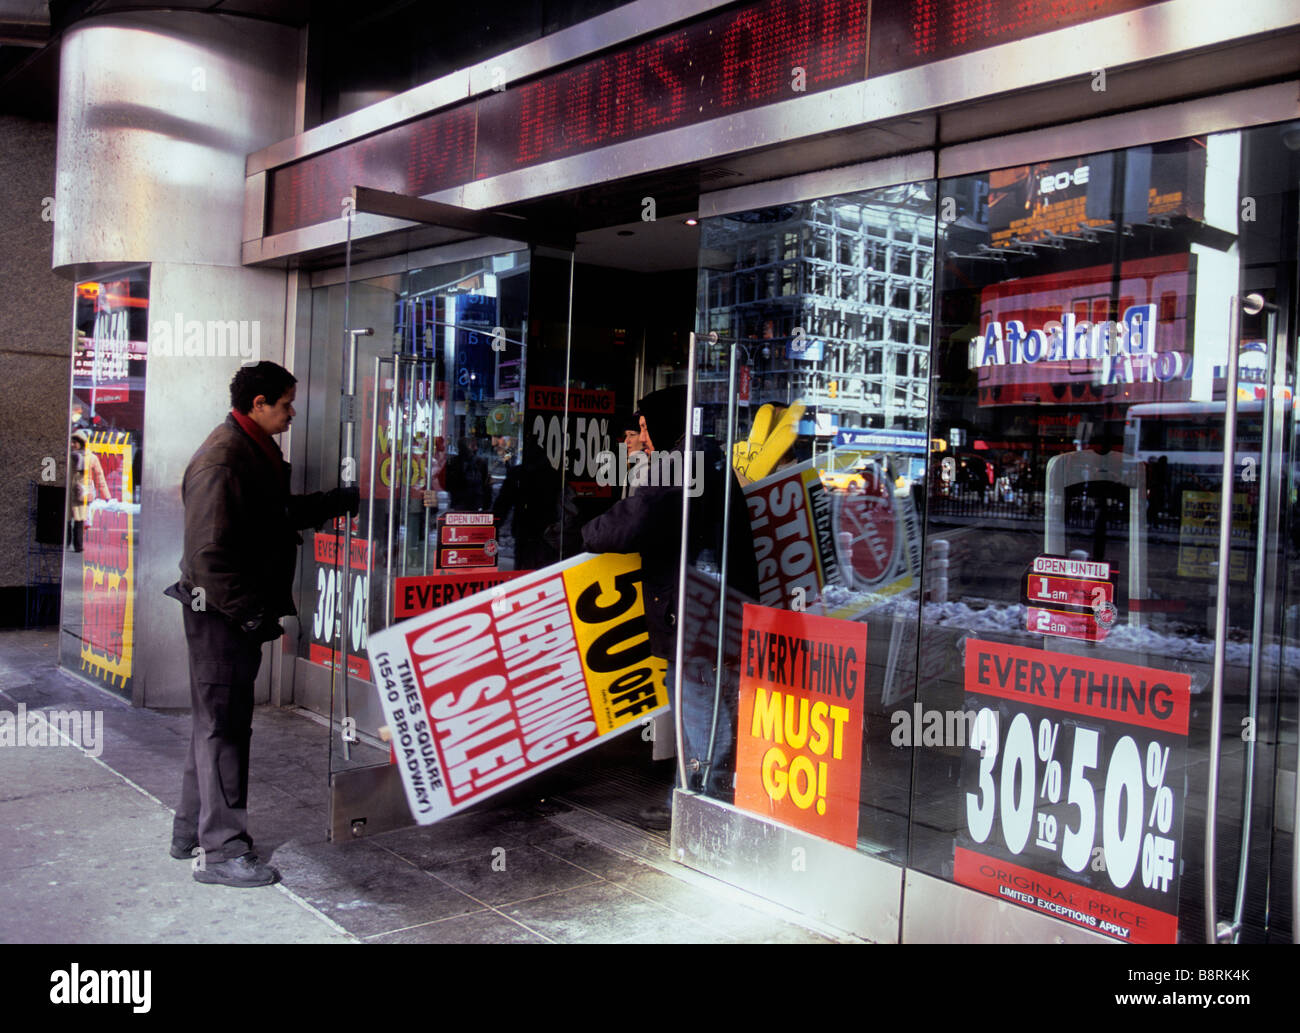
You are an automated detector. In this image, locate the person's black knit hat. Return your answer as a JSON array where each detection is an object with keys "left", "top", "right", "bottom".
[{"left": 637, "top": 385, "right": 688, "bottom": 451}]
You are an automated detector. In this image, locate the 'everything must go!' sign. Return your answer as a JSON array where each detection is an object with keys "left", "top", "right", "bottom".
[
  {"left": 367, "top": 552, "right": 669, "bottom": 824},
  {"left": 735, "top": 604, "right": 866, "bottom": 848}
]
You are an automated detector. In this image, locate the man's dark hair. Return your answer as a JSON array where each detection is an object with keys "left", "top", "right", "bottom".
[{"left": 230, "top": 362, "right": 297, "bottom": 414}]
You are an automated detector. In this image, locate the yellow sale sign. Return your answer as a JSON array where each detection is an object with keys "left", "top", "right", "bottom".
[
  {"left": 367, "top": 551, "right": 669, "bottom": 824},
  {"left": 734, "top": 603, "right": 866, "bottom": 848}
]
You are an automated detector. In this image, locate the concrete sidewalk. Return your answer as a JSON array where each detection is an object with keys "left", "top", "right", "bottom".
[{"left": 0, "top": 629, "right": 845, "bottom": 944}]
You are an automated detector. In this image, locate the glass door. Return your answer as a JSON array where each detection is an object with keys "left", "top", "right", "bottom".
[
  {"left": 909, "top": 122, "right": 1299, "bottom": 943},
  {"left": 312, "top": 249, "right": 537, "bottom": 783},
  {"left": 681, "top": 185, "right": 937, "bottom": 938}
]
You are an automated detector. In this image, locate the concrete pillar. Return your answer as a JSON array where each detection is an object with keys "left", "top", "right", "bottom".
[{"left": 53, "top": 11, "right": 301, "bottom": 706}]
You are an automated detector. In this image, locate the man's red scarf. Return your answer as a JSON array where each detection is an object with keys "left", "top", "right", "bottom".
[{"left": 231, "top": 408, "right": 283, "bottom": 466}]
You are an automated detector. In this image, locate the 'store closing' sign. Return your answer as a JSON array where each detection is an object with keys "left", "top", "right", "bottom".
[
  {"left": 367, "top": 552, "right": 669, "bottom": 823},
  {"left": 735, "top": 604, "right": 866, "bottom": 848}
]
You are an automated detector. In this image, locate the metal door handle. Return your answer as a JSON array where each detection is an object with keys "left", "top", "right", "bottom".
[
  {"left": 705, "top": 336, "right": 741, "bottom": 786},
  {"left": 673, "top": 332, "right": 699, "bottom": 796},
  {"left": 1201, "top": 292, "right": 1284, "bottom": 942},
  {"left": 1203, "top": 295, "right": 1242, "bottom": 942},
  {"left": 367, "top": 355, "right": 382, "bottom": 633},
  {"left": 337, "top": 327, "right": 372, "bottom": 762},
  {"left": 1228, "top": 294, "right": 1278, "bottom": 943}
]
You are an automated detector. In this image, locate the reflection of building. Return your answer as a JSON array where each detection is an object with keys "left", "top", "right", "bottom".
[{"left": 700, "top": 190, "right": 933, "bottom": 433}]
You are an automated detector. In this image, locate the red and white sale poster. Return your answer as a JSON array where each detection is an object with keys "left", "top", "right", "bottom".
[
  {"left": 956, "top": 638, "right": 1191, "bottom": 944},
  {"left": 735, "top": 604, "right": 867, "bottom": 848},
  {"left": 436, "top": 512, "right": 498, "bottom": 569},
  {"left": 367, "top": 551, "right": 669, "bottom": 824},
  {"left": 744, "top": 461, "right": 841, "bottom": 609},
  {"left": 307, "top": 526, "right": 371, "bottom": 680}
]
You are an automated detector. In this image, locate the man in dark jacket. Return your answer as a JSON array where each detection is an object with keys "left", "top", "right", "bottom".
[
  {"left": 581, "top": 386, "right": 758, "bottom": 827},
  {"left": 168, "top": 361, "right": 356, "bottom": 887}
]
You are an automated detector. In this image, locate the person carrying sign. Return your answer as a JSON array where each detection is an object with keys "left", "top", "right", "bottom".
[{"left": 581, "top": 385, "right": 758, "bottom": 828}]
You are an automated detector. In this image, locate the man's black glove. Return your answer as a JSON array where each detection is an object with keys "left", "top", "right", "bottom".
[
  {"left": 240, "top": 614, "right": 285, "bottom": 643},
  {"left": 326, "top": 486, "right": 361, "bottom": 518}
]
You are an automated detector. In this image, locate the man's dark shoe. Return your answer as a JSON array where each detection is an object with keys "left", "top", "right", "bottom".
[
  {"left": 192, "top": 851, "right": 278, "bottom": 888},
  {"left": 170, "top": 837, "right": 199, "bottom": 860}
]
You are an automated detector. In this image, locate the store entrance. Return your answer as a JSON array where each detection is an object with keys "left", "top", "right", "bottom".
[
  {"left": 517, "top": 248, "right": 699, "bottom": 833},
  {"left": 314, "top": 220, "right": 702, "bottom": 839}
]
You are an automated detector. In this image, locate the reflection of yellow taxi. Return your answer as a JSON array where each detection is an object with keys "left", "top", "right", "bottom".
[
  {"left": 819, "top": 456, "right": 911, "bottom": 496},
  {"left": 819, "top": 460, "right": 874, "bottom": 493}
]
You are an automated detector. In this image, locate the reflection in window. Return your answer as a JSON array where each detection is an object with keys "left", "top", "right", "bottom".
[
  {"left": 691, "top": 183, "right": 936, "bottom": 862},
  {"left": 911, "top": 126, "right": 1300, "bottom": 943},
  {"left": 61, "top": 268, "right": 150, "bottom": 698}
]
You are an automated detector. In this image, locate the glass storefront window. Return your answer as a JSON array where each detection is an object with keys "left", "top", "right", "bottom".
[
  {"left": 280, "top": 123, "right": 1296, "bottom": 942},
  {"left": 911, "top": 125, "right": 1298, "bottom": 942},
  {"left": 688, "top": 184, "right": 936, "bottom": 861},
  {"left": 61, "top": 268, "right": 149, "bottom": 697}
]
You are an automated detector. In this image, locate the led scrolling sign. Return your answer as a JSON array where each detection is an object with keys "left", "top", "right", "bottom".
[{"left": 265, "top": 0, "right": 1160, "bottom": 237}]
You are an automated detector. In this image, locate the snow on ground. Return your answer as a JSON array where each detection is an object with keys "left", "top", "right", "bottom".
[{"left": 920, "top": 599, "right": 1300, "bottom": 676}]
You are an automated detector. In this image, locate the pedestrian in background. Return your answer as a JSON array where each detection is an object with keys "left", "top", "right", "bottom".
[{"left": 67, "top": 429, "right": 110, "bottom": 552}]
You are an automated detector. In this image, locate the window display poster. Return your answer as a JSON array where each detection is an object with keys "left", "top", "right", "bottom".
[
  {"left": 1177, "top": 491, "right": 1250, "bottom": 582},
  {"left": 67, "top": 270, "right": 149, "bottom": 694},
  {"left": 306, "top": 527, "right": 372, "bottom": 680},
  {"left": 955, "top": 638, "right": 1190, "bottom": 944},
  {"left": 79, "top": 432, "right": 135, "bottom": 689},
  {"left": 1023, "top": 555, "right": 1117, "bottom": 643},
  {"left": 367, "top": 551, "right": 668, "bottom": 824},
  {"left": 735, "top": 603, "right": 866, "bottom": 848},
  {"left": 525, "top": 385, "right": 615, "bottom": 498},
  {"left": 357, "top": 375, "right": 437, "bottom": 501},
  {"left": 394, "top": 569, "right": 527, "bottom": 618},
  {"left": 745, "top": 457, "right": 918, "bottom": 621},
  {"left": 744, "top": 460, "right": 842, "bottom": 610}
]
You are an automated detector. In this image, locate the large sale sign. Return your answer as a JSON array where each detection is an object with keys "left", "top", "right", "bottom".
[
  {"left": 957, "top": 639, "right": 1191, "bottom": 944},
  {"left": 735, "top": 604, "right": 866, "bottom": 848},
  {"left": 527, "top": 385, "right": 614, "bottom": 498},
  {"left": 367, "top": 551, "right": 669, "bottom": 823}
]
